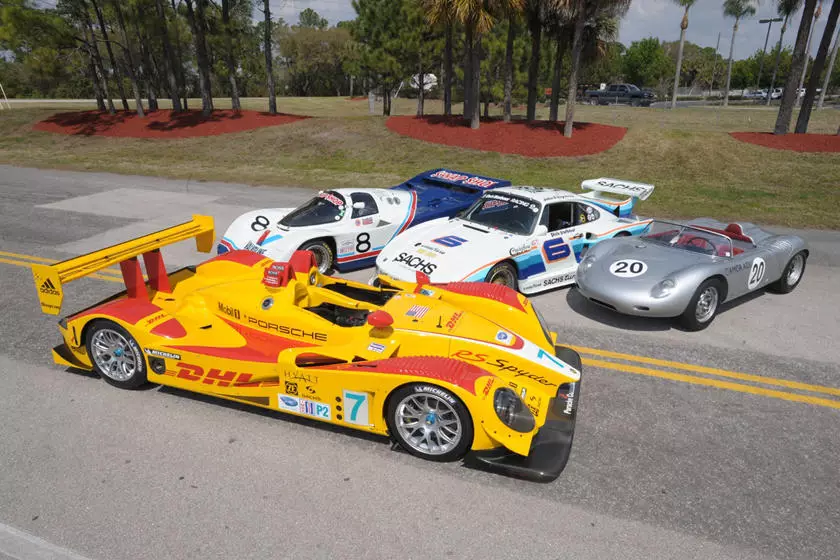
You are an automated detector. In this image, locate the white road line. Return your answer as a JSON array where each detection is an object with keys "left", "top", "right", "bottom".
[{"left": 0, "top": 523, "right": 94, "bottom": 560}]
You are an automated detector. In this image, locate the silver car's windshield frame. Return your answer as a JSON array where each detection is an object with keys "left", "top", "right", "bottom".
[{"left": 641, "top": 220, "right": 734, "bottom": 258}]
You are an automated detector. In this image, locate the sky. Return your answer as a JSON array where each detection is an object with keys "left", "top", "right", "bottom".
[{"left": 270, "top": 0, "right": 836, "bottom": 61}]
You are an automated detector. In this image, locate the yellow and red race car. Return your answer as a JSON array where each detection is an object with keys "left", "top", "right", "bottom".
[{"left": 31, "top": 216, "right": 582, "bottom": 481}]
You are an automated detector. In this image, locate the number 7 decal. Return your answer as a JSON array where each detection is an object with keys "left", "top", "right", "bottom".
[{"left": 343, "top": 390, "right": 370, "bottom": 426}]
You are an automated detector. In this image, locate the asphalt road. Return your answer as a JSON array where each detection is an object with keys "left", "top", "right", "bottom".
[{"left": 0, "top": 165, "right": 837, "bottom": 560}]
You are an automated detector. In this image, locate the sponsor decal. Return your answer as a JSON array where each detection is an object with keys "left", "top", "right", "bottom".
[
  {"left": 339, "top": 239, "right": 355, "bottom": 253},
  {"left": 244, "top": 241, "right": 267, "bottom": 255},
  {"left": 483, "top": 199, "right": 508, "bottom": 209},
  {"left": 430, "top": 170, "right": 498, "bottom": 189},
  {"left": 543, "top": 272, "right": 576, "bottom": 287},
  {"left": 557, "top": 382, "right": 577, "bottom": 415},
  {"left": 725, "top": 263, "right": 748, "bottom": 274},
  {"left": 495, "top": 330, "right": 512, "bottom": 343},
  {"left": 419, "top": 288, "right": 436, "bottom": 297},
  {"left": 145, "top": 348, "right": 181, "bottom": 360},
  {"left": 415, "top": 384, "right": 456, "bottom": 404},
  {"left": 395, "top": 252, "right": 437, "bottom": 275},
  {"left": 609, "top": 259, "right": 647, "bottom": 277},
  {"left": 596, "top": 179, "right": 647, "bottom": 194},
  {"left": 416, "top": 247, "right": 438, "bottom": 258},
  {"left": 39, "top": 278, "right": 60, "bottom": 296},
  {"left": 445, "top": 311, "right": 463, "bottom": 330},
  {"left": 484, "top": 193, "right": 539, "bottom": 212},
  {"left": 285, "top": 381, "right": 299, "bottom": 396},
  {"left": 143, "top": 312, "right": 167, "bottom": 326},
  {"left": 405, "top": 305, "right": 430, "bottom": 319},
  {"left": 482, "top": 377, "right": 495, "bottom": 396},
  {"left": 277, "top": 393, "right": 332, "bottom": 419},
  {"left": 170, "top": 362, "right": 259, "bottom": 386},
  {"left": 510, "top": 239, "right": 538, "bottom": 256},
  {"left": 342, "top": 390, "right": 370, "bottom": 425},
  {"left": 418, "top": 243, "right": 447, "bottom": 255},
  {"left": 217, "top": 302, "right": 241, "bottom": 320},
  {"left": 452, "top": 350, "right": 558, "bottom": 387},
  {"left": 362, "top": 217, "right": 374, "bottom": 225},
  {"left": 245, "top": 317, "right": 328, "bottom": 342},
  {"left": 278, "top": 395, "right": 300, "bottom": 412},
  {"left": 368, "top": 342, "right": 386, "bottom": 353},
  {"left": 285, "top": 372, "right": 319, "bottom": 383},
  {"left": 318, "top": 192, "right": 344, "bottom": 207}
]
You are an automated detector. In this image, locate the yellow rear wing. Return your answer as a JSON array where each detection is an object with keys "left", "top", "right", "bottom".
[{"left": 32, "top": 215, "right": 215, "bottom": 315}]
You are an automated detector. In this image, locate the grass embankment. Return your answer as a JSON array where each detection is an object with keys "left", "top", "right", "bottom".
[{"left": 1, "top": 97, "right": 838, "bottom": 229}]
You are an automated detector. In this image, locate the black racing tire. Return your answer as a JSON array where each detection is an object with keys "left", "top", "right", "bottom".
[
  {"left": 386, "top": 383, "right": 474, "bottom": 463},
  {"left": 678, "top": 278, "right": 723, "bottom": 332},
  {"left": 485, "top": 261, "right": 518, "bottom": 291},
  {"left": 299, "top": 239, "right": 334, "bottom": 274},
  {"left": 85, "top": 319, "right": 148, "bottom": 389},
  {"left": 769, "top": 251, "right": 807, "bottom": 294}
]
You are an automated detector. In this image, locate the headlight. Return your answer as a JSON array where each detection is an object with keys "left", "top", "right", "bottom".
[
  {"left": 493, "top": 388, "right": 536, "bottom": 433},
  {"left": 579, "top": 255, "right": 595, "bottom": 272},
  {"left": 651, "top": 278, "right": 676, "bottom": 298}
]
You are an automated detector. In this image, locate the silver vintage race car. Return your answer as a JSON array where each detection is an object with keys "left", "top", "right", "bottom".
[{"left": 575, "top": 218, "right": 808, "bottom": 330}]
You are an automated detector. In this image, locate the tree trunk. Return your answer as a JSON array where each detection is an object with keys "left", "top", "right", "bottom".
[
  {"left": 795, "top": 7, "right": 820, "bottom": 108},
  {"left": 110, "top": 0, "right": 144, "bottom": 117},
  {"left": 221, "top": 0, "right": 241, "bottom": 111},
  {"left": 185, "top": 0, "right": 213, "bottom": 116},
  {"left": 87, "top": 48, "right": 106, "bottom": 111},
  {"left": 470, "top": 33, "right": 481, "bottom": 129},
  {"left": 263, "top": 0, "right": 277, "bottom": 114},
  {"left": 503, "top": 15, "right": 515, "bottom": 122},
  {"left": 170, "top": 0, "right": 188, "bottom": 110},
  {"left": 775, "top": 0, "right": 818, "bottom": 134},
  {"left": 349, "top": 76, "right": 354, "bottom": 97},
  {"left": 91, "top": 0, "right": 129, "bottom": 111},
  {"left": 563, "top": 4, "right": 586, "bottom": 138},
  {"left": 368, "top": 85, "right": 375, "bottom": 114},
  {"left": 142, "top": 41, "right": 160, "bottom": 110},
  {"left": 526, "top": 12, "right": 541, "bottom": 121},
  {"left": 723, "top": 18, "right": 739, "bottom": 108},
  {"left": 818, "top": 25, "right": 840, "bottom": 109},
  {"left": 549, "top": 39, "right": 564, "bottom": 122},
  {"left": 671, "top": 6, "right": 689, "bottom": 109},
  {"left": 795, "top": 0, "right": 840, "bottom": 132},
  {"left": 484, "top": 98, "right": 490, "bottom": 118},
  {"left": 153, "top": 0, "right": 182, "bottom": 111},
  {"left": 767, "top": 15, "right": 789, "bottom": 106},
  {"left": 382, "top": 86, "right": 392, "bottom": 116},
  {"left": 81, "top": 1, "right": 115, "bottom": 114},
  {"left": 444, "top": 21, "right": 453, "bottom": 116},
  {"left": 416, "top": 63, "right": 425, "bottom": 116},
  {"left": 463, "top": 24, "right": 473, "bottom": 119}
]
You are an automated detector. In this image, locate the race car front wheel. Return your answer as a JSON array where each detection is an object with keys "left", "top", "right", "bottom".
[
  {"left": 299, "top": 240, "right": 334, "bottom": 274},
  {"left": 86, "top": 320, "right": 148, "bottom": 389},
  {"left": 679, "top": 278, "right": 722, "bottom": 331},
  {"left": 485, "top": 261, "right": 518, "bottom": 291},
  {"left": 769, "top": 251, "right": 807, "bottom": 294},
  {"left": 387, "top": 384, "right": 473, "bottom": 462}
]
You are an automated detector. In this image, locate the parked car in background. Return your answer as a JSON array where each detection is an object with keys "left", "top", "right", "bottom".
[
  {"left": 743, "top": 89, "right": 767, "bottom": 100},
  {"left": 768, "top": 88, "right": 783, "bottom": 100},
  {"left": 584, "top": 84, "right": 655, "bottom": 107}
]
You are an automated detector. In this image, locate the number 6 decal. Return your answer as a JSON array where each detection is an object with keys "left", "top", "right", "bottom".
[
  {"left": 343, "top": 390, "right": 369, "bottom": 426},
  {"left": 609, "top": 259, "right": 647, "bottom": 277}
]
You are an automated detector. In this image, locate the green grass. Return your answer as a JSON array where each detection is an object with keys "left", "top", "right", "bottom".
[{"left": 1, "top": 96, "right": 838, "bottom": 229}]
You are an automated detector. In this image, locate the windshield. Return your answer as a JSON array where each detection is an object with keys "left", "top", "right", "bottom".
[
  {"left": 462, "top": 193, "right": 540, "bottom": 235},
  {"left": 280, "top": 191, "right": 346, "bottom": 227},
  {"left": 628, "top": 84, "right": 640, "bottom": 92},
  {"left": 641, "top": 221, "right": 733, "bottom": 257}
]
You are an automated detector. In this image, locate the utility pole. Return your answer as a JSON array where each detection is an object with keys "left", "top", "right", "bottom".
[
  {"left": 710, "top": 32, "right": 721, "bottom": 97},
  {"left": 756, "top": 17, "right": 783, "bottom": 91},
  {"left": 817, "top": 24, "right": 840, "bottom": 109}
]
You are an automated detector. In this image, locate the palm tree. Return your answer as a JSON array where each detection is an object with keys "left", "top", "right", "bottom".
[
  {"left": 262, "top": 0, "right": 277, "bottom": 115},
  {"left": 563, "top": 0, "right": 630, "bottom": 138},
  {"left": 794, "top": 0, "right": 822, "bottom": 108},
  {"left": 221, "top": 0, "right": 241, "bottom": 111},
  {"left": 794, "top": 0, "right": 840, "bottom": 132},
  {"left": 185, "top": 0, "right": 214, "bottom": 116},
  {"left": 671, "top": 0, "right": 697, "bottom": 109},
  {"left": 451, "top": 0, "right": 498, "bottom": 129},
  {"left": 525, "top": 0, "right": 546, "bottom": 121},
  {"left": 502, "top": 2, "right": 525, "bottom": 122},
  {"left": 766, "top": 0, "right": 803, "bottom": 106},
  {"left": 424, "top": 0, "right": 457, "bottom": 116},
  {"left": 774, "top": 0, "right": 818, "bottom": 134},
  {"left": 722, "top": 0, "right": 757, "bottom": 108}
]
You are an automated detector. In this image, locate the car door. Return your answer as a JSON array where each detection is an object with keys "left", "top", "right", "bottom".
[
  {"left": 535, "top": 201, "right": 578, "bottom": 287},
  {"left": 333, "top": 191, "right": 387, "bottom": 265},
  {"left": 617, "top": 85, "right": 630, "bottom": 104}
]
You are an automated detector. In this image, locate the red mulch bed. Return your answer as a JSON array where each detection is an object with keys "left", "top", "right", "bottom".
[
  {"left": 730, "top": 131, "right": 840, "bottom": 153},
  {"left": 33, "top": 109, "right": 307, "bottom": 138},
  {"left": 386, "top": 115, "right": 627, "bottom": 157}
]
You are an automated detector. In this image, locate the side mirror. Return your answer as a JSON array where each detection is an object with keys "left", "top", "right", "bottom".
[
  {"left": 367, "top": 310, "right": 394, "bottom": 328},
  {"left": 585, "top": 232, "right": 595, "bottom": 240},
  {"left": 534, "top": 225, "right": 548, "bottom": 236}
]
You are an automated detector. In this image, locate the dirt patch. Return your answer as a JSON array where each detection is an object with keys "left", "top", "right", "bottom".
[
  {"left": 730, "top": 131, "right": 840, "bottom": 153},
  {"left": 33, "top": 109, "right": 307, "bottom": 138},
  {"left": 386, "top": 115, "right": 627, "bottom": 157}
]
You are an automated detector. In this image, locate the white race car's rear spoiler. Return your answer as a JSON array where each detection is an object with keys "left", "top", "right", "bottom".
[{"left": 581, "top": 178, "right": 655, "bottom": 201}]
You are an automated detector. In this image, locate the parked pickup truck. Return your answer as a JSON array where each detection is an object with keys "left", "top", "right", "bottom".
[{"left": 584, "top": 84, "right": 655, "bottom": 106}]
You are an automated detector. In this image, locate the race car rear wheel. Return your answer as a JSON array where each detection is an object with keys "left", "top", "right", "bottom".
[
  {"left": 679, "top": 278, "right": 722, "bottom": 331},
  {"left": 299, "top": 239, "right": 334, "bottom": 274},
  {"left": 769, "top": 251, "right": 807, "bottom": 294},
  {"left": 485, "top": 261, "right": 518, "bottom": 291},
  {"left": 387, "top": 384, "right": 473, "bottom": 462},
  {"left": 86, "top": 320, "right": 148, "bottom": 389}
]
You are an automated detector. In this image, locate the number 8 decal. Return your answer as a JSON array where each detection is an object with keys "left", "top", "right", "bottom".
[{"left": 356, "top": 232, "right": 371, "bottom": 253}]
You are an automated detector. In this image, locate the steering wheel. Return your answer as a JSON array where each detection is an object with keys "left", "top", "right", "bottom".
[{"left": 679, "top": 235, "right": 715, "bottom": 255}]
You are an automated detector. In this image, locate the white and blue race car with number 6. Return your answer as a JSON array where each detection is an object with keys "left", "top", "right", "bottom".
[{"left": 375, "top": 179, "right": 655, "bottom": 295}]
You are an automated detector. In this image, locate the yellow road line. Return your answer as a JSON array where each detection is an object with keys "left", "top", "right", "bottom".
[
  {"left": 0, "top": 250, "right": 123, "bottom": 276},
  {"left": 570, "top": 345, "right": 840, "bottom": 398},
  {"left": 583, "top": 358, "right": 840, "bottom": 410},
  {"left": 0, "top": 257, "right": 123, "bottom": 283}
]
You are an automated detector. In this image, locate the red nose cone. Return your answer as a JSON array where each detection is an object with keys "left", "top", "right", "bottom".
[
  {"left": 416, "top": 271, "right": 431, "bottom": 285},
  {"left": 367, "top": 310, "right": 394, "bottom": 328}
]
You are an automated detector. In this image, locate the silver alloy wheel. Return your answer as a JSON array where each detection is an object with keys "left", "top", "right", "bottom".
[
  {"left": 489, "top": 266, "right": 516, "bottom": 288},
  {"left": 787, "top": 254, "right": 804, "bottom": 285},
  {"left": 695, "top": 286, "right": 719, "bottom": 323},
  {"left": 589, "top": 98, "right": 597, "bottom": 105},
  {"left": 90, "top": 328, "right": 137, "bottom": 382},
  {"left": 306, "top": 244, "right": 332, "bottom": 273},
  {"left": 395, "top": 393, "right": 462, "bottom": 456}
]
